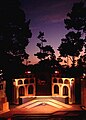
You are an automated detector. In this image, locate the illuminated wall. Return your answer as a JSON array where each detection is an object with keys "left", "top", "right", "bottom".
[
  {"left": 12, "top": 77, "right": 36, "bottom": 104},
  {"left": 12, "top": 70, "right": 76, "bottom": 105},
  {"left": 0, "top": 81, "right": 9, "bottom": 112},
  {"left": 52, "top": 77, "right": 75, "bottom": 104}
]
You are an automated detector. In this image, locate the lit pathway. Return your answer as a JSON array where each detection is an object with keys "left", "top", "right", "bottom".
[
  {"left": 0, "top": 96, "right": 83, "bottom": 119},
  {"left": 17, "top": 96, "right": 72, "bottom": 110}
]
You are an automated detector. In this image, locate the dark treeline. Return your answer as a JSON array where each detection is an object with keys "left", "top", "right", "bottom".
[{"left": 0, "top": 0, "right": 32, "bottom": 102}]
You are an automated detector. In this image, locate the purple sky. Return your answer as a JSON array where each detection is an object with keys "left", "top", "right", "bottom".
[{"left": 21, "top": 0, "right": 80, "bottom": 64}]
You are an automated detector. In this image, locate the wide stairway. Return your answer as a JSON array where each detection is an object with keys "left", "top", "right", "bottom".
[{"left": 17, "top": 96, "right": 71, "bottom": 110}]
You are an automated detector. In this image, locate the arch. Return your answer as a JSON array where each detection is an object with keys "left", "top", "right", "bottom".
[
  {"left": 19, "top": 86, "right": 25, "bottom": 96},
  {"left": 59, "top": 78, "right": 63, "bottom": 83},
  {"left": 30, "top": 79, "right": 34, "bottom": 83},
  {"left": 64, "top": 79, "right": 70, "bottom": 84},
  {"left": 24, "top": 79, "right": 29, "bottom": 84},
  {"left": 54, "top": 85, "right": 59, "bottom": 94},
  {"left": 28, "top": 85, "right": 34, "bottom": 94},
  {"left": 53, "top": 78, "right": 57, "bottom": 83},
  {"left": 18, "top": 80, "right": 23, "bottom": 85},
  {"left": 63, "top": 86, "right": 68, "bottom": 96}
]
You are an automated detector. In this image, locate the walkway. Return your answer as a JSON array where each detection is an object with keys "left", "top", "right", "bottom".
[{"left": 0, "top": 96, "right": 85, "bottom": 119}]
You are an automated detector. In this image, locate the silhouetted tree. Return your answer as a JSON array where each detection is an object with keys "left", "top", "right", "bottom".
[
  {"left": 64, "top": 1, "right": 86, "bottom": 54},
  {"left": 78, "top": 54, "right": 86, "bottom": 66},
  {"left": 58, "top": 1, "right": 86, "bottom": 68},
  {"left": 0, "top": 0, "right": 32, "bottom": 103},
  {"left": 34, "top": 31, "right": 55, "bottom": 60},
  {"left": 58, "top": 31, "right": 84, "bottom": 67},
  {"left": 64, "top": 1, "right": 86, "bottom": 31},
  {"left": 0, "top": 0, "right": 32, "bottom": 69},
  {"left": 77, "top": 54, "right": 86, "bottom": 75}
]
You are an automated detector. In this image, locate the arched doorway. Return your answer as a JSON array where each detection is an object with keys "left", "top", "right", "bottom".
[
  {"left": 63, "top": 86, "right": 68, "bottom": 96},
  {"left": 19, "top": 86, "right": 25, "bottom": 96},
  {"left": 54, "top": 85, "right": 59, "bottom": 94},
  {"left": 28, "top": 85, "right": 33, "bottom": 94}
]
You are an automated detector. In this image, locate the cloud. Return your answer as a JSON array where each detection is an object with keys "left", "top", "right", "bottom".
[
  {"left": 38, "top": 0, "right": 80, "bottom": 24},
  {"left": 40, "top": 14, "right": 64, "bottom": 23},
  {"left": 21, "top": 0, "right": 80, "bottom": 24}
]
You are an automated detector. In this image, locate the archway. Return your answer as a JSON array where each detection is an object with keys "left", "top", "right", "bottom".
[
  {"left": 54, "top": 85, "right": 59, "bottom": 94},
  {"left": 64, "top": 79, "right": 70, "bottom": 84},
  {"left": 63, "top": 86, "right": 68, "bottom": 96},
  {"left": 24, "top": 79, "right": 29, "bottom": 84},
  {"left": 19, "top": 86, "right": 25, "bottom": 96},
  {"left": 18, "top": 80, "right": 23, "bottom": 85},
  {"left": 53, "top": 78, "right": 57, "bottom": 83},
  {"left": 59, "top": 79, "right": 63, "bottom": 83}
]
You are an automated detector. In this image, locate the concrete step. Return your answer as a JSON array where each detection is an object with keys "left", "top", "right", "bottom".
[
  {"left": 49, "top": 99, "right": 71, "bottom": 108},
  {"left": 25, "top": 101, "right": 43, "bottom": 109},
  {"left": 17, "top": 99, "right": 39, "bottom": 108},
  {"left": 46, "top": 101, "right": 63, "bottom": 108},
  {"left": 16, "top": 97, "right": 72, "bottom": 110}
]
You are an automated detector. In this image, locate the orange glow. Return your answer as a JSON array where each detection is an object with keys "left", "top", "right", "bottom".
[
  {"left": 25, "top": 71, "right": 31, "bottom": 74},
  {"left": 3, "top": 102, "right": 9, "bottom": 111},
  {"left": 16, "top": 96, "right": 72, "bottom": 114},
  {"left": 55, "top": 71, "right": 59, "bottom": 74}
]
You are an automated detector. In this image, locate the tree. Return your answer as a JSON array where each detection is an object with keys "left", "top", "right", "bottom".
[
  {"left": 58, "top": 31, "right": 84, "bottom": 67},
  {"left": 77, "top": 54, "right": 86, "bottom": 75},
  {"left": 0, "top": 0, "right": 32, "bottom": 68},
  {"left": 34, "top": 31, "right": 55, "bottom": 60},
  {"left": 0, "top": 0, "right": 32, "bottom": 102},
  {"left": 58, "top": 1, "right": 86, "bottom": 67},
  {"left": 64, "top": 1, "right": 86, "bottom": 31},
  {"left": 64, "top": 1, "right": 86, "bottom": 53}
]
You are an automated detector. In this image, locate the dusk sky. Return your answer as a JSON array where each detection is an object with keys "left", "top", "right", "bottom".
[{"left": 21, "top": 0, "right": 80, "bottom": 64}]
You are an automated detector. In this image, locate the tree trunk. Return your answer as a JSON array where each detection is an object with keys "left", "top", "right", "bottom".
[{"left": 72, "top": 56, "right": 75, "bottom": 67}]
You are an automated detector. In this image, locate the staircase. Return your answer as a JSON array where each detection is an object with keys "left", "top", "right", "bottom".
[{"left": 17, "top": 96, "right": 71, "bottom": 110}]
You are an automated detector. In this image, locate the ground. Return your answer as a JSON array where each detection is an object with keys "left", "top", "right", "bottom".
[{"left": 0, "top": 96, "right": 86, "bottom": 120}]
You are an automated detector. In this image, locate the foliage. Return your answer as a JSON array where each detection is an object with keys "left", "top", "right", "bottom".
[
  {"left": 58, "top": 31, "right": 84, "bottom": 57},
  {"left": 31, "top": 58, "right": 62, "bottom": 76},
  {"left": 64, "top": 1, "right": 86, "bottom": 52},
  {"left": 77, "top": 54, "right": 86, "bottom": 74},
  {"left": 58, "top": 1, "right": 86, "bottom": 67},
  {"left": 34, "top": 31, "right": 56, "bottom": 60},
  {"left": 0, "top": 0, "right": 32, "bottom": 66},
  {"left": 64, "top": 1, "right": 86, "bottom": 31},
  {"left": 0, "top": 0, "right": 32, "bottom": 102}
]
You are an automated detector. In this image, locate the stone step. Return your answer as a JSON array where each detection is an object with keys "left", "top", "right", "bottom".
[
  {"left": 17, "top": 99, "right": 38, "bottom": 108},
  {"left": 49, "top": 99, "right": 71, "bottom": 108}
]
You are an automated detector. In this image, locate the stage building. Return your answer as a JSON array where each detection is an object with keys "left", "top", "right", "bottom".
[{"left": 12, "top": 71, "right": 76, "bottom": 105}]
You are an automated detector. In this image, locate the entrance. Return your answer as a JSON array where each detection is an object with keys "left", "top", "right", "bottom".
[
  {"left": 36, "top": 73, "right": 51, "bottom": 96},
  {"left": 19, "top": 86, "right": 25, "bottom": 96},
  {"left": 63, "top": 86, "right": 68, "bottom": 96}
]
